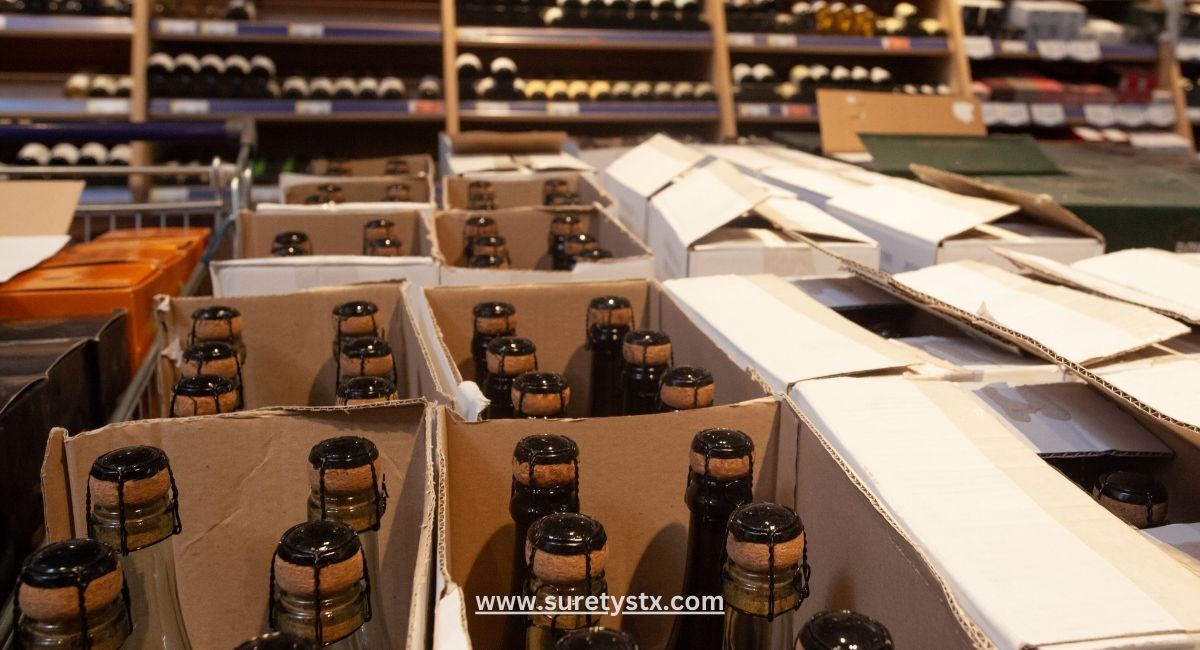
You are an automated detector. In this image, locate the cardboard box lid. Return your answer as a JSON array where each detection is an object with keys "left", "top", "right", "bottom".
[
  {"left": 1143, "top": 525, "right": 1200, "bottom": 576},
  {"left": 0, "top": 262, "right": 161, "bottom": 292},
  {"left": 445, "top": 154, "right": 523, "bottom": 176},
  {"left": 604, "top": 133, "right": 707, "bottom": 199},
  {"left": 789, "top": 376, "right": 1200, "bottom": 649},
  {"left": 892, "top": 260, "right": 1191, "bottom": 365},
  {"left": 519, "top": 152, "right": 594, "bottom": 172},
  {"left": 650, "top": 159, "right": 771, "bottom": 248},
  {"left": 0, "top": 180, "right": 83, "bottom": 282},
  {"left": 998, "top": 248, "right": 1200, "bottom": 325},
  {"left": 825, "top": 182, "right": 1021, "bottom": 245},
  {"left": 789, "top": 274, "right": 905, "bottom": 310},
  {"left": 972, "top": 381, "right": 1172, "bottom": 457},
  {"left": 759, "top": 166, "right": 870, "bottom": 203},
  {"left": 1092, "top": 354, "right": 1200, "bottom": 431},
  {"left": 897, "top": 335, "right": 1048, "bottom": 374},
  {"left": 699, "top": 143, "right": 814, "bottom": 173},
  {"left": 663, "top": 274, "right": 920, "bottom": 391},
  {"left": 757, "top": 197, "right": 877, "bottom": 244}
]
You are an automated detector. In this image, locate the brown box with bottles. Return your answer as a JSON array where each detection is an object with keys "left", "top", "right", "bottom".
[
  {"left": 280, "top": 174, "right": 435, "bottom": 205},
  {"left": 39, "top": 400, "right": 435, "bottom": 649},
  {"left": 307, "top": 154, "right": 435, "bottom": 179},
  {"left": 442, "top": 174, "right": 614, "bottom": 212},
  {"left": 238, "top": 205, "right": 438, "bottom": 260},
  {"left": 150, "top": 282, "right": 438, "bottom": 418}
]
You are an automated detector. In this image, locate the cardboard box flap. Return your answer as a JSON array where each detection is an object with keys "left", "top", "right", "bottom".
[
  {"left": 876, "top": 175, "right": 1024, "bottom": 223},
  {"left": 448, "top": 130, "right": 567, "bottom": 154},
  {"left": 826, "top": 183, "right": 1018, "bottom": 245},
  {"left": 999, "top": 249, "right": 1200, "bottom": 326},
  {"left": 604, "top": 134, "right": 708, "bottom": 198},
  {"left": 1143, "top": 525, "right": 1200, "bottom": 577},
  {"left": 760, "top": 166, "right": 870, "bottom": 202},
  {"left": 0, "top": 180, "right": 83, "bottom": 282},
  {"left": 519, "top": 153, "right": 595, "bottom": 172},
  {"left": 446, "top": 154, "right": 522, "bottom": 176},
  {"left": 893, "top": 261, "right": 1191, "bottom": 365},
  {"left": 254, "top": 201, "right": 432, "bottom": 216},
  {"left": 757, "top": 197, "right": 877, "bottom": 244},
  {"left": 1093, "top": 354, "right": 1200, "bottom": 432},
  {"left": 911, "top": 164, "right": 1105, "bottom": 242},
  {"left": 663, "top": 274, "right": 921, "bottom": 391},
  {"left": 651, "top": 160, "right": 770, "bottom": 248},
  {"left": 700, "top": 144, "right": 810, "bottom": 173},
  {"left": 790, "top": 376, "right": 1200, "bottom": 650},
  {"left": 972, "top": 382, "right": 1172, "bottom": 457},
  {"left": 789, "top": 274, "right": 904, "bottom": 311}
]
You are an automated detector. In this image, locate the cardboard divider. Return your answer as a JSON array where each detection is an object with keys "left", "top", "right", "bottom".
[
  {"left": 442, "top": 174, "right": 613, "bottom": 212},
  {"left": 280, "top": 174, "right": 435, "bottom": 205},
  {"left": 240, "top": 206, "right": 435, "bottom": 259},
  {"left": 40, "top": 401, "right": 435, "bottom": 650},
  {"left": 307, "top": 154, "right": 435, "bottom": 179},
  {"left": 153, "top": 282, "right": 434, "bottom": 418}
]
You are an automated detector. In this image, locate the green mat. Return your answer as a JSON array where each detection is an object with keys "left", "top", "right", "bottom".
[{"left": 860, "top": 134, "right": 1063, "bottom": 176}]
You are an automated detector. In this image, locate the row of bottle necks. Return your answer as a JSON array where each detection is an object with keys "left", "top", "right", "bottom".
[
  {"left": 455, "top": 54, "right": 717, "bottom": 102},
  {"left": 0, "top": 0, "right": 127, "bottom": 14},
  {"left": 732, "top": 62, "right": 951, "bottom": 101},
  {"left": 725, "top": 0, "right": 944, "bottom": 37},
  {"left": 457, "top": 0, "right": 708, "bottom": 30},
  {"left": 147, "top": 53, "right": 444, "bottom": 100}
]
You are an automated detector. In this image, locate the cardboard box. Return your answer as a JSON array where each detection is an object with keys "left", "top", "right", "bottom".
[
  {"left": 647, "top": 160, "right": 880, "bottom": 279},
  {"left": 307, "top": 153, "right": 435, "bottom": 179},
  {"left": 438, "top": 131, "right": 595, "bottom": 180},
  {"left": 40, "top": 240, "right": 193, "bottom": 297},
  {"left": 602, "top": 134, "right": 707, "bottom": 239},
  {"left": 434, "top": 206, "right": 653, "bottom": 286},
  {"left": 153, "top": 282, "right": 436, "bottom": 418},
  {"left": 895, "top": 334, "right": 1069, "bottom": 385},
  {"left": 442, "top": 173, "right": 613, "bottom": 212},
  {"left": 815, "top": 90, "right": 986, "bottom": 155},
  {"left": 786, "top": 375, "right": 1200, "bottom": 649},
  {"left": 41, "top": 401, "right": 435, "bottom": 649},
  {"left": 435, "top": 401, "right": 782, "bottom": 649},
  {"left": 0, "top": 180, "right": 81, "bottom": 282},
  {"left": 279, "top": 173, "right": 435, "bottom": 206},
  {"left": 93, "top": 227, "right": 211, "bottom": 278},
  {"left": 410, "top": 278, "right": 775, "bottom": 420}
]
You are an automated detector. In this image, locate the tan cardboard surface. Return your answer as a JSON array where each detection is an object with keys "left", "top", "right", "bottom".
[
  {"left": 308, "top": 154, "right": 434, "bottom": 178},
  {"left": 449, "top": 130, "right": 568, "bottom": 154},
  {"left": 1093, "top": 354, "right": 1200, "bottom": 432},
  {"left": 280, "top": 174, "right": 434, "bottom": 205},
  {"left": 240, "top": 206, "right": 434, "bottom": 259},
  {"left": 817, "top": 90, "right": 985, "bottom": 154},
  {"left": 210, "top": 256, "right": 440, "bottom": 297},
  {"left": 896, "top": 334, "right": 1066, "bottom": 385},
  {"left": 0, "top": 180, "right": 83, "bottom": 282},
  {"left": 43, "top": 402, "right": 433, "bottom": 649},
  {"left": 442, "top": 174, "right": 611, "bottom": 211}
]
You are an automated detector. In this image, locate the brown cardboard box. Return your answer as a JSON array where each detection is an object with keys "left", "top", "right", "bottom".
[
  {"left": 442, "top": 174, "right": 613, "bottom": 212},
  {"left": 308, "top": 154, "right": 435, "bottom": 179},
  {"left": 239, "top": 206, "right": 437, "bottom": 260},
  {"left": 281, "top": 175, "right": 435, "bottom": 205},
  {"left": 153, "top": 282, "right": 437, "bottom": 418},
  {"left": 41, "top": 401, "right": 435, "bottom": 649},
  {"left": 0, "top": 180, "right": 81, "bottom": 283},
  {"left": 816, "top": 90, "right": 986, "bottom": 154}
]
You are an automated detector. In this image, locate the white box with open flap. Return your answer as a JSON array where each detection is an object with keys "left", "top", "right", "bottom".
[
  {"left": 434, "top": 206, "right": 653, "bottom": 286},
  {"left": 40, "top": 400, "right": 435, "bottom": 649},
  {"left": 151, "top": 281, "right": 439, "bottom": 419},
  {"left": 0, "top": 180, "right": 82, "bottom": 282},
  {"left": 210, "top": 203, "right": 440, "bottom": 296},
  {"left": 647, "top": 160, "right": 880, "bottom": 279},
  {"left": 438, "top": 131, "right": 594, "bottom": 179},
  {"left": 601, "top": 133, "right": 707, "bottom": 240},
  {"left": 442, "top": 173, "right": 613, "bottom": 212},
  {"left": 822, "top": 164, "right": 1104, "bottom": 273},
  {"left": 279, "top": 172, "right": 436, "bottom": 207},
  {"left": 407, "top": 278, "right": 777, "bottom": 421}
]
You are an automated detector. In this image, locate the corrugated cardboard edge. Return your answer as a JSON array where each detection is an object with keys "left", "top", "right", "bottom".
[
  {"left": 781, "top": 393, "right": 997, "bottom": 650},
  {"left": 448, "top": 131, "right": 568, "bottom": 155},
  {"left": 910, "top": 164, "right": 1105, "bottom": 243}
]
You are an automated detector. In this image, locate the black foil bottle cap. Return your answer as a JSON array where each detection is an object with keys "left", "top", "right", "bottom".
[
  {"left": 173, "top": 374, "right": 235, "bottom": 397},
  {"left": 337, "top": 376, "right": 396, "bottom": 401},
  {"left": 513, "top": 371, "right": 569, "bottom": 394},
  {"left": 272, "top": 245, "right": 308, "bottom": 257},
  {"left": 589, "top": 296, "right": 632, "bottom": 312},
  {"left": 342, "top": 337, "right": 392, "bottom": 359},
  {"left": 662, "top": 366, "right": 713, "bottom": 388},
  {"left": 528, "top": 513, "right": 607, "bottom": 556},
  {"left": 692, "top": 428, "right": 754, "bottom": 459},
  {"left": 333, "top": 301, "right": 378, "bottom": 318},
  {"left": 473, "top": 234, "right": 507, "bottom": 248},
  {"left": 19, "top": 539, "right": 120, "bottom": 589},
  {"left": 235, "top": 632, "right": 320, "bottom": 650},
  {"left": 1095, "top": 471, "right": 1168, "bottom": 505},
  {"left": 487, "top": 336, "right": 536, "bottom": 357},
  {"left": 273, "top": 231, "right": 309, "bottom": 246},
  {"left": 729, "top": 502, "right": 803, "bottom": 544},
  {"left": 183, "top": 342, "right": 236, "bottom": 362},
  {"left": 308, "top": 436, "right": 379, "bottom": 470},
  {"left": 555, "top": 627, "right": 640, "bottom": 649},
  {"left": 364, "top": 219, "right": 394, "bottom": 230},
  {"left": 192, "top": 305, "right": 240, "bottom": 321},
  {"left": 473, "top": 301, "right": 517, "bottom": 318},
  {"left": 798, "top": 610, "right": 893, "bottom": 650},
  {"left": 275, "top": 521, "right": 361, "bottom": 567},
  {"left": 470, "top": 254, "right": 508, "bottom": 268},
  {"left": 90, "top": 445, "right": 169, "bottom": 481},
  {"left": 514, "top": 434, "right": 579, "bottom": 465}
]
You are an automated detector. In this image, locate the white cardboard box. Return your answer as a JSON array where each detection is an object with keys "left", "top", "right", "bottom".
[{"left": 602, "top": 133, "right": 707, "bottom": 239}]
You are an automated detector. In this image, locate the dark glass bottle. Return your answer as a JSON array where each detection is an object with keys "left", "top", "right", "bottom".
[
  {"left": 549, "top": 215, "right": 587, "bottom": 270},
  {"left": 189, "top": 305, "right": 243, "bottom": 349},
  {"left": 463, "top": 216, "right": 498, "bottom": 258},
  {"left": 482, "top": 336, "right": 538, "bottom": 419},
  {"left": 620, "top": 329, "right": 672, "bottom": 415},
  {"left": 667, "top": 429, "right": 755, "bottom": 650},
  {"left": 557, "top": 628, "right": 639, "bottom": 648},
  {"left": 472, "top": 301, "right": 518, "bottom": 385},
  {"left": 525, "top": 513, "right": 608, "bottom": 650},
  {"left": 1092, "top": 470, "right": 1168, "bottom": 529},
  {"left": 336, "top": 376, "right": 398, "bottom": 406},
  {"left": 722, "top": 503, "right": 811, "bottom": 650},
  {"left": 364, "top": 219, "right": 397, "bottom": 253},
  {"left": 171, "top": 374, "right": 237, "bottom": 416},
  {"left": 15, "top": 539, "right": 132, "bottom": 650},
  {"left": 586, "top": 296, "right": 633, "bottom": 417},
  {"left": 467, "top": 182, "right": 498, "bottom": 211},
  {"left": 337, "top": 337, "right": 397, "bottom": 387},
  {"left": 659, "top": 365, "right": 714, "bottom": 412},
  {"left": 471, "top": 254, "right": 511, "bottom": 269},
  {"left": 797, "top": 610, "right": 893, "bottom": 650},
  {"left": 181, "top": 342, "right": 243, "bottom": 408},
  {"left": 235, "top": 632, "right": 320, "bottom": 649},
  {"left": 366, "top": 237, "right": 403, "bottom": 257},
  {"left": 512, "top": 371, "right": 571, "bottom": 418},
  {"left": 472, "top": 234, "right": 510, "bottom": 263},
  {"left": 503, "top": 434, "right": 581, "bottom": 650},
  {"left": 332, "top": 300, "right": 380, "bottom": 357},
  {"left": 562, "top": 233, "right": 597, "bottom": 267},
  {"left": 269, "top": 521, "right": 372, "bottom": 647}
]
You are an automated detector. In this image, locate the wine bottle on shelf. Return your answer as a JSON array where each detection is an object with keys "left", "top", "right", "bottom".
[
  {"left": 676, "top": 0, "right": 701, "bottom": 28},
  {"left": 49, "top": 143, "right": 79, "bottom": 166},
  {"left": 558, "top": 0, "right": 584, "bottom": 26},
  {"left": 356, "top": 76, "right": 379, "bottom": 100},
  {"left": 546, "top": 80, "right": 570, "bottom": 101},
  {"left": 309, "top": 75, "right": 335, "bottom": 100},
  {"left": 282, "top": 75, "right": 310, "bottom": 99},
  {"left": 693, "top": 81, "right": 716, "bottom": 100},
  {"left": 789, "top": 64, "right": 809, "bottom": 98},
  {"left": 15, "top": 539, "right": 132, "bottom": 650},
  {"left": 797, "top": 611, "right": 894, "bottom": 650},
  {"left": 418, "top": 75, "right": 442, "bottom": 99},
  {"left": 224, "top": 54, "right": 250, "bottom": 90},
  {"left": 588, "top": 80, "right": 612, "bottom": 100},
  {"left": 605, "top": 0, "right": 630, "bottom": 27},
  {"left": 456, "top": 53, "right": 483, "bottom": 81},
  {"left": 16, "top": 142, "right": 51, "bottom": 166},
  {"left": 333, "top": 75, "right": 358, "bottom": 100},
  {"left": 651, "top": 0, "right": 676, "bottom": 29},
  {"left": 148, "top": 52, "right": 175, "bottom": 96},
  {"left": 542, "top": 5, "right": 564, "bottom": 26},
  {"left": 198, "top": 53, "right": 226, "bottom": 96},
  {"left": 89, "top": 74, "right": 118, "bottom": 97},
  {"left": 64, "top": 72, "right": 91, "bottom": 98},
  {"left": 586, "top": 296, "right": 633, "bottom": 417},
  {"left": 78, "top": 142, "right": 108, "bottom": 166},
  {"left": 652, "top": 80, "right": 674, "bottom": 100},
  {"left": 631, "top": 0, "right": 653, "bottom": 27},
  {"left": 482, "top": 336, "right": 538, "bottom": 419},
  {"left": 525, "top": 79, "right": 549, "bottom": 100},
  {"left": 631, "top": 80, "right": 653, "bottom": 100},
  {"left": 108, "top": 143, "right": 132, "bottom": 166},
  {"left": 491, "top": 56, "right": 518, "bottom": 82},
  {"left": 850, "top": 65, "right": 869, "bottom": 89},
  {"left": 248, "top": 54, "right": 275, "bottom": 96},
  {"left": 476, "top": 77, "right": 498, "bottom": 100},
  {"left": 672, "top": 81, "right": 695, "bottom": 101},
  {"left": 116, "top": 75, "right": 133, "bottom": 97},
  {"left": 721, "top": 503, "right": 810, "bottom": 650},
  {"left": 752, "top": 63, "right": 776, "bottom": 83},
  {"left": 224, "top": 0, "right": 255, "bottom": 19},
  {"left": 611, "top": 80, "right": 633, "bottom": 100},
  {"left": 567, "top": 80, "right": 590, "bottom": 101},
  {"left": 732, "top": 63, "right": 754, "bottom": 86},
  {"left": 829, "top": 65, "right": 850, "bottom": 89},
  {"left": 524, "top": 513, "right": 609, "bottom": 650},
  {"left": 380, "top": 75, "right": 407, "bottom": 99}
]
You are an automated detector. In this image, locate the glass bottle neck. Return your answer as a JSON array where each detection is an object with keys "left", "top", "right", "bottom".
[
  {"left": 122, "top": 537, "right": 193, "bottom": 650},
  {"left": 525, "top": 573, "right": 607, "bottom": 634},
  {"left": 273, "top": 581, "right": 368, "bottom": 647},
  {"left": 89, "top": 492, "right": 178, "bottom": 553},
  {"left": 722, "top": 560, "right": 801, "bottom": 619},
  {"left": 307, "top": 487, "right": 383, "bottom": 534},
  {"left": 18, "top": 597, "right": 130, "bottom": 650}
]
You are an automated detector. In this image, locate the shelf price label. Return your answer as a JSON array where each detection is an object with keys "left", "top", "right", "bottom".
[
  {"left": 963, "top": 36, "right": 995, "bottom": 59},
  {"left": 784, "top": 103, "right": 815, "bottom": 118},
  {"left": 1115, "top": 104, "right": 1147, "bottom": 127},
  {"left": 158, "top": 18, "right": 198, "bottom": 35},
  {"left": 169, "top": 99, "right": 209, "bottom": 115},
  {"left": 999, "top": 40, "right": 1029, "bottom": 55},
  {"left": 882, "top": 36, "right": 911, "bottom": 51},
  {"left": 1178, "top": 40, "right": 1200, "bottom": 61},
  {"left": 727, "top": 32, "right": 754, "bottom": 46},
  {"left": 409, "top": 100, "right": 442, "bottom": 115},
  {"left": 200, "top": 20, "right": 237, "bottom": 36},
  {"left": 766, "top": 33, "right": 797, "bottom": 47},
  {"left": 1083, "top": 104, "right": 1116, "bottom": 127},
  {"left": 1030, "top": 103, "right": 1065, "bottom": 126},
  {"left": 737, "top": 103, "right": 771, "bottom": 118},
  {"left": 999, "top": 102, "right": 1030, "bottom": 126},
  {"left": 1146, "top": 104, "right": 1176, "bottom": 127},
  {"left": 86, "top": 98, "right": 128, "bottom": 115},
  {"left": 295, "top": 100, "right": 332, "bottom": 115},
  {"left": 546, "top": 102, "right": 580, "bottom": 116},
  {"left": 474, "top": 101, "right": 512, "bottom": 116},
  {"left": 1067, "top": 39, "right": 1100, "bottom": 61},
  {"left": 1035, "top": 40, "right": 1068, "bottom": 60},
  {"left": 1189, "top": 107, "right": 1200, "bottom": 123},
  {"left": 0, "top": 16, "right": 7, "bottom": 30},
  {"left": 982, "top": 102, "right": 1003, "bottom": 126},
  {"left": 288, "top": 23, "right": 324, "bottom": 38}
]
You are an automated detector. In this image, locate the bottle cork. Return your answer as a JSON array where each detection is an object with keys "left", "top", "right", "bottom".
[
  {"left": 273, "top": 231, "right": 311, "bottom": 254},
  {"left": 235, "top": 632, "right": 319, "bottom": 650},
  {"left": 526, "top": 513, "right": 608, "bottom": 585},
  {"left": 486, "top": 336, "right": 537, "bottom": 377},
  {"left": 512, "top": 372, "right": 571, "bottom": 417},
  {"left": 366, "top": 237, "right": 403, "bottom": 257},
  {"left": 17, "top": 539, "right": 124, "bottom": 622},
  {"left": 1093, "top": 470, "right": 1168, "bottom": 529},
  {"left": 660, "top": 366, "right": 715, "bottom": 411},
  {"left": 587, "top": 296, "right": 633, "bottom": 329},
  {"left": 799, "top": 610, "right": 893, "bottom": 650},
  {"left": 470, "top": 254, "right": 510, "bottom": 269},
  {"left": 191, "top": 305, "right": 243, "bottom": 342},
  {"left": 321, "top": 184, "right": 346, "bottom": 204},
  {"left": 472, "top": 235, "right": 509, "bottom": 258},
  {"left": 725, "top": 503, "right": 806, "bottom": 573},
  {"left": 171, "top": 375, "right": 238, "bottom": 416},
  {"left": 622, "top": 330, "right": 671, "bottom": 366},
  {"left": 88, "top": 445, "right": 172, "bottom": 508},
  {"left": 689, "top": 428, "right": 754, "bottom": 480},
  {"left": 463, "top": 215, "right": 498, "bottom": 239},
  {"left": 473, "top": 301, "right": 517, "bottom": 335},
  {"left": 339, "top": 337, "right": 395, "bottom": 379},
  {"left": 512, "top": 434, "right": 579, "bottom": 487},
  {"left": 336, "top": 376, "right": 398, "bottom": 406},
  {"left": 333, "top": 301, "right": 380, "bottom": 338},
  {"left": 273, "top": 522, "right": 363, "bottom": 598},
  {"left": 550, "top": 214, "right": 588, "bottom": 237},
  {"left": 308, "top": 436, "right": 383, "bottom": 495},
  {"left": 364, "top": 219, "right": 396, "bottom": 243},
  {"left": 179, "top": 342, "right": 239, "bottom": 380},
  {"left": 563, "top": 233, "right": 598, "bottom": 257}
]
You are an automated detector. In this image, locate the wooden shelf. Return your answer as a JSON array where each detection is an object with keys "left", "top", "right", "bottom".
[
  {"left": 980, "top": 101, "right": 1177, "bottom": 129},
  {"left": 149, "top": 98, "right": 445, "bottom": 122},
  {"left": 151, "top": 18, "right": 441, "bottom": 45},
  {"left": 727, "top": 33, "right": 950, "bottom": 56},
  {"left": 456, "top": 25, "right": 712, "bottom": 51},
  {"left": 0, "top": 14, "right": 132, "bottom": 39},
  {"left": 460, "top": 99, "right": 719, "bottom": 122}
]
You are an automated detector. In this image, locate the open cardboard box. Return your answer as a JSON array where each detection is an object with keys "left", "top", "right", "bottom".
[
  {"left": 434, "top": 206, "right": 652, "bottom": 286},
  {"left": 784, "top": 375, "right": 1200, "bottom": 649},
  {"left": 408, "top": 278, "right": 776, "bottom": 421},
  {"left": 442, "top": 173, "right": 613, "bottom": 212},
  {"left": 0, "top": 180, "right": 80, "bottom": 283},
  {"left": 602, "top": 134, "right": 707, "bottom": 240},
  {"left": 152, "top": 282, "right": 438, "bottom": 419},
  {"left": 279, "top": 173, "right": 435, "bottom": 206},
  {"left": 438, "top": 131, "right": 594, "bottom": 180},
  {"left": 647, "top": 160, "right": 880, "bottom": 279},
  {"left": 41, "top": 401, "right": 435, "bottom": 649},
  {"left": 307, "top": 153, "right": 435, "bottom": 179}
]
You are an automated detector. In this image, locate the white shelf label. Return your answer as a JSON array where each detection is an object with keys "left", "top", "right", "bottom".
[
  {"left": 169, "top": 99, "right": 210, "bottom": 115},
  {"left": 1035, "top": 40, "right": 1068, "bottom": 60},
  {"left": 727, "top": 32, "right": 754, "bottom": 46},
  {"left": 1083, "top": 104, "right": 1116, "bottom": 127},
  {"left": 159, "top": 18, "right": 198, "bottom": 35},
  {"left": 738, "top": 103, "right": 771, "bottom": 118},
  {"left": 200, "top": 20, "right": 237, "bottom": 36},
  {"left": 1115, "top": 104, "right": 1147, "bottom": 127},
  {"left": 288, "top": 23, "right": 324, "bottom": 38},
  {"left": 152, "top": 188, "right": 189, "bottom": 202},
  {"left": 1188, "top": 107, "right": 1200, "bottom": 123},
  {"left": 766, "top": 33, "right": 797, "bottom": 47},
  {"left": 546, "top": 102, "right": 580, "bottom": 116},
  {"left": 982, "top": 102, "right": 1003, "bottom": 126},
  {"left": 999, "top": 39, "right": 1029, "bottom": 55},
  {"left": 964, "top": 36, "right": 995, "bottom": 59},
  {"left": 474, "top": 101, "right": 512, "bottom": 115},
  {"left": 1067, "top": 39, "right": 1101, "bottom": 61},
  {"left": 999, "top": 102, "right": 1030, "bottom": 126},
  {"left": 86, "top": 98, "right": 128, "bottom": 115},
  {"left": 1030, "top": 103, "right": 1065, "bottom": 126},
  {"left": 0, "top": 16, "right": 7, "bottom": 30},
  {"left": 295, "top": 100, "right": 332, "bottom": 115},
  {"left": 1146, "top": 103, "right": 1176, "bottom": 127},
  {"left": 1178, "top": 40, "right": 1200, "bottom": 61}
]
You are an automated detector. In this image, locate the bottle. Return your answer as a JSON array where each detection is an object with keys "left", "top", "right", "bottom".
[
  {"left": 418, "top": 75, "right": 443, "bottom": 99},
  {"left": 504, "top": 433, "right": 582, "bottom": 649},
  {"left": 338, "top": 337, "right": 397, "bottom": 386},
  {"left": 86, "top": 445, "right": 193, "bottom": 649},
  {"left": 569, "top": 248, "right": 613, "bottom": 269},
  {"left": 225, "top": 54, "right": 251, "bottom": 96},
  {"left": 797, "top": 610, "right": 893, "bottom": 650},
  {"left": 473, "top": 235, "right": 510, "bottom": 263},
  {"left": 89, "top": 74, "right": 118, "bottom": 97},
  {"left": 588, "top": 80, "right": 612, "bottom": 101},
  {"left": 282, "top": 75, "right": 310, "bottom": 99},
  {"left": 525, "top": 513, "right": 608, "bottom": 650},
  {"left": 650, "top": 0, "right": 675, "bottom": 29},
  {"left": 752, "top": 63, "right": 776, "bottom": 84},
  {"left": 1092, "top": 471, "right": 1168, "bottom": 529},
  {"left": 354, "top": 77, "right": 380, "bottom": 100},
  {"left": 363, "top": 220, "right": 397, "bottom": 253},
  {"left": 611, "top": 80, "right": 634, "bottom": 100},
  {"left": 380, "top": 75, "right": 407, "bottom": 99},
  {"left": 652, "top": 80, "right": 674, "bottom": 100},
  {"left": 273, "top": 231, "right": 312, "bottom": 255},
  {"left": 64, "top": 72, "right": 91, "bottom": 98},
  {"left": 117, "top": 75, "right": 134, "bottom": 97},
  {"left": 15, "top": 539, "right": 131, "bottom": 650},
  {"left": 309, "top": 76, "right": 335, "bottom": 100},
  {"left": 173, "top": 53, "right": 201, "bottom": 97},
  {"left": 471, "top": 254, "right": 511, "bottom": 269},
  {"left": 16, "top": 142, "right": 51, "bottom": 166},
  {"left": 482, "top": 336, "right": 537, "bottom": 419},
  {"left": 198, "top": 53, "right": 226, "bottom": 96},
  {"left": 235, "top": 632, "right": 320, "bottom": 649},
  {"left": 672, "top": 81, "right": 695, "bottom": 101},
  {"left": 585, "top": 296, "right": 633, "bottom": 417},
  {"left": 620, "top": 329, "right": 671, "bottom": 415},
  {"left": 180, "top": 342, "right": 243, "bottom": 408},
  {"left": 170, "top": 375, "right": 238, "bottom": 416},
  {"left": 269, "top": 521, "right": 372, "bottom": 647},
  {"left": 456, "top": 53, "right": 484, "bottom": 81},
  {"left": 544, "top": 178, "right": 578, "bottom": 206},
  {"left": 307, "top": 437, "right": 394, "bottom": 647},
  {"left": 77, "top": 142, "right": 108, "bottom": 165},
  {"left": 225, "top": 0, "right": 256, "bottom": 19},
  {"left": 525, "top": 79, "right": 549, "bottom": 100},
  {"left": 333, "top": 300, "right": 381, "bottom": 355},
  {"left": 566, "top": 80, "right": 590, "bottom": 101},
  {"left": 557, "top": 628, "right": 639, "bottom": 648},
  {"left": 108, "top": 144, "right": 132, "bottom": 166},
  {"left": 336, "top": 376, "right": 398, "bottom": 406},
  {"left": 49, "top": 143, "right": 79, "bottom": 166},
  {"left": 562, "top": 233, "right": 598, "bottom": 264},
  {"left": 689, "top": 82, "right": 711, "bottom": 102},
  {"left": 512, "top": 372, "right": 571, "bottom": 418},
  {"left": 659, "top": 366, "right": 714, "bottom": 412},
  {"left": 273, "top": 244, "right": 310, "bottom": 257},
  {"left": 467, "top": 184, "right": 498, "bottom": 213},
  {"left": 333, "top": 75, "right": 358, "bottom": 100},
  {"left": 722, "top": 503, "right": 811, "bottom": 650},
  {"left": 548, "top": 214, "right": 587, "bottom": 270},
  {"left": 666, "top": 429, "right": 755, "bottom": 650},
  {"left": 472, "top": 301, "right": 518, "bottom": 385}
]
